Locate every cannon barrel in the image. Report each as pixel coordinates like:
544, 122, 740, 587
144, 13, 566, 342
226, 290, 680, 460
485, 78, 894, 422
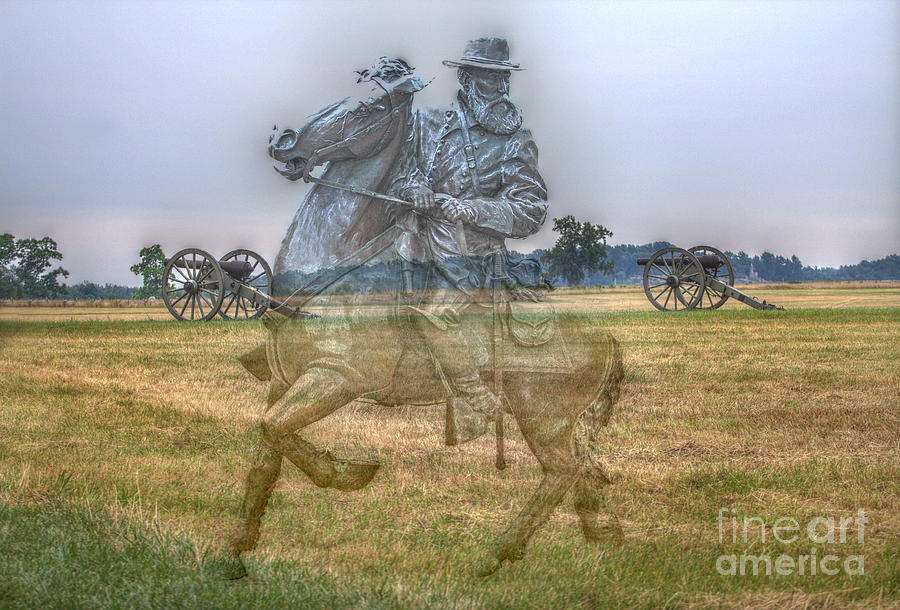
218, 260, 253, 279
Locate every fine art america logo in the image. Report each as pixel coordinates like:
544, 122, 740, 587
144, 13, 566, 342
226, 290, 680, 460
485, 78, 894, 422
716, 508, 867, 577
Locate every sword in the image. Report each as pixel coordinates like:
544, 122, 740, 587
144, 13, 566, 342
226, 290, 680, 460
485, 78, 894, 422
491, 249, 506, 470
307, 174, 413, 207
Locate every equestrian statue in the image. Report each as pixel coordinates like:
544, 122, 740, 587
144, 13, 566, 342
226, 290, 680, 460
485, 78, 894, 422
222, 38, 624, 579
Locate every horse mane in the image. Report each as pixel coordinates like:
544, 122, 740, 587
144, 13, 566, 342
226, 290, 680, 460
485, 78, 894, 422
355, 57, 414, 84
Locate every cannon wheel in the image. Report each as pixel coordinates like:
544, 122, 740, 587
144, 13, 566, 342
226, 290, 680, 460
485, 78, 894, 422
163, 248, 225, 321
218, 249, 273, 320
642, 247, 706, 311
689, 245, 734, 309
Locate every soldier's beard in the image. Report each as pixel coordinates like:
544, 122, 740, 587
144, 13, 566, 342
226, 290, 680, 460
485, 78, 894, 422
464, 90, 523, 135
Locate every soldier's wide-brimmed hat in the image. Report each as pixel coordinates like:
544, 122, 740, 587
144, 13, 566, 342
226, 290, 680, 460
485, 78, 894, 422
442, 37, 523, 71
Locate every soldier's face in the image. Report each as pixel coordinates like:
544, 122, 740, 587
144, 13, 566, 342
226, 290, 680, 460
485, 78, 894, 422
460, 68, 522, 135
468, 69, 511, 101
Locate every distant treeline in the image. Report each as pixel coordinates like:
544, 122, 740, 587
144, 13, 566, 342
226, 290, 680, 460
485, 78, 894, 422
0, 279, 139, 301
269, 245, 899, 294
5, 246, 897, 301
526, 243, 900, 286
65, 281, 139, 300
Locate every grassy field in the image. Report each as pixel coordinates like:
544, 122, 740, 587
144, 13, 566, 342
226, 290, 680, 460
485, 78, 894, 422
0, 284, 897, 608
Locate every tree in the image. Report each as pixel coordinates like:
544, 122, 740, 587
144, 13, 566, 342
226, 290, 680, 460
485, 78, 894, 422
0, 233, 19, 298
15, 237, 70, 298
68, 280, 103, 300
0, 233, 15, 265
130, 244, 165, 299
0, 234, 69, 298
541, 216, 614, 286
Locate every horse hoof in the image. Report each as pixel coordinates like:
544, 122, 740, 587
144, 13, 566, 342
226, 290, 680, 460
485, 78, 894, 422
474, 555, 502, 577
583, 522, 624, 544
330, 461, 380, 492
212, 552, 248, 580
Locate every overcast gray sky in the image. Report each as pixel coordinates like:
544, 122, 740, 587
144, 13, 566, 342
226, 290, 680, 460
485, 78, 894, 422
1, 0, 897, 285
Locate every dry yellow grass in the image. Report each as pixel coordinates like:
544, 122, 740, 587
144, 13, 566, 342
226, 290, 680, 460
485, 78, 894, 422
0, 283, 897, 607
0, 303, 172, 322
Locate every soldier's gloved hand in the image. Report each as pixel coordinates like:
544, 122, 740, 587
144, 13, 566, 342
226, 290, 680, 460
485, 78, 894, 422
409, 186, 435, 210
440, 199, 477, 224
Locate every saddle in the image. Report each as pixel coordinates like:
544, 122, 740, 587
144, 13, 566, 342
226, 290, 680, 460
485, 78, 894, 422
506, 293, 554, 348
491, 254, 572, 371
501, 292, 573, 373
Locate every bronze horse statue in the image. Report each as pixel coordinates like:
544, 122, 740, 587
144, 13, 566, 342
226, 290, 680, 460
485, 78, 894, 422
223, 60, 625, 578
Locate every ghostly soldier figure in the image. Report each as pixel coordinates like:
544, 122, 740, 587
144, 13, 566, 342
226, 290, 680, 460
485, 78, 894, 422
390, 37, 548, 442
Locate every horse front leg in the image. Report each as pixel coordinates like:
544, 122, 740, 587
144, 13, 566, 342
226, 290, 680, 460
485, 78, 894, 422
260, 366, 380, 492
223, 366, 379, 579
233, 442, 283, 550
223, 441, 282, 579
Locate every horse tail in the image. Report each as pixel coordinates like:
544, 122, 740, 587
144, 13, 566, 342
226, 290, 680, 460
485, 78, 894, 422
573, 333, 623, 485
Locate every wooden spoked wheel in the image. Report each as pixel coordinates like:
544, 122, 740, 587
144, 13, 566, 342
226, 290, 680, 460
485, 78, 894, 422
642, 247, 706, 311
217, 249, 273, 320
162, 248, 225, 321
689, 245, 734, 309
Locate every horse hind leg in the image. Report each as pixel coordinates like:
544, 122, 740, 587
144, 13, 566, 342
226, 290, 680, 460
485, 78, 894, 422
477, 395, 582, 576
573, 336, 624, 544
572, 468, 623, 544
478, 465, 579, 577
478, 420, 620, 577
477, 337, 625, 575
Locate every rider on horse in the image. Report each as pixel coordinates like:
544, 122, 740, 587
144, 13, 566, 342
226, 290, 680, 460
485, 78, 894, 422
389, 37, 548, 442
270, 38, 548, 444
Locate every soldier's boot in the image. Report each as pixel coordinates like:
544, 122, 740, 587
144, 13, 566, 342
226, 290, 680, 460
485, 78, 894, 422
449, 372, 501, 445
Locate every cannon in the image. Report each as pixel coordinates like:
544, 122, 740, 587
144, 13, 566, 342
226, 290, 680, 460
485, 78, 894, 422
162, 248, 300, 321
636, 245, 783, 311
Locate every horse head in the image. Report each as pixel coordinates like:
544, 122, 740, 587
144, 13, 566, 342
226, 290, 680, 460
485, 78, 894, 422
268, 124, 309, 181
269, 58, 425, 182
